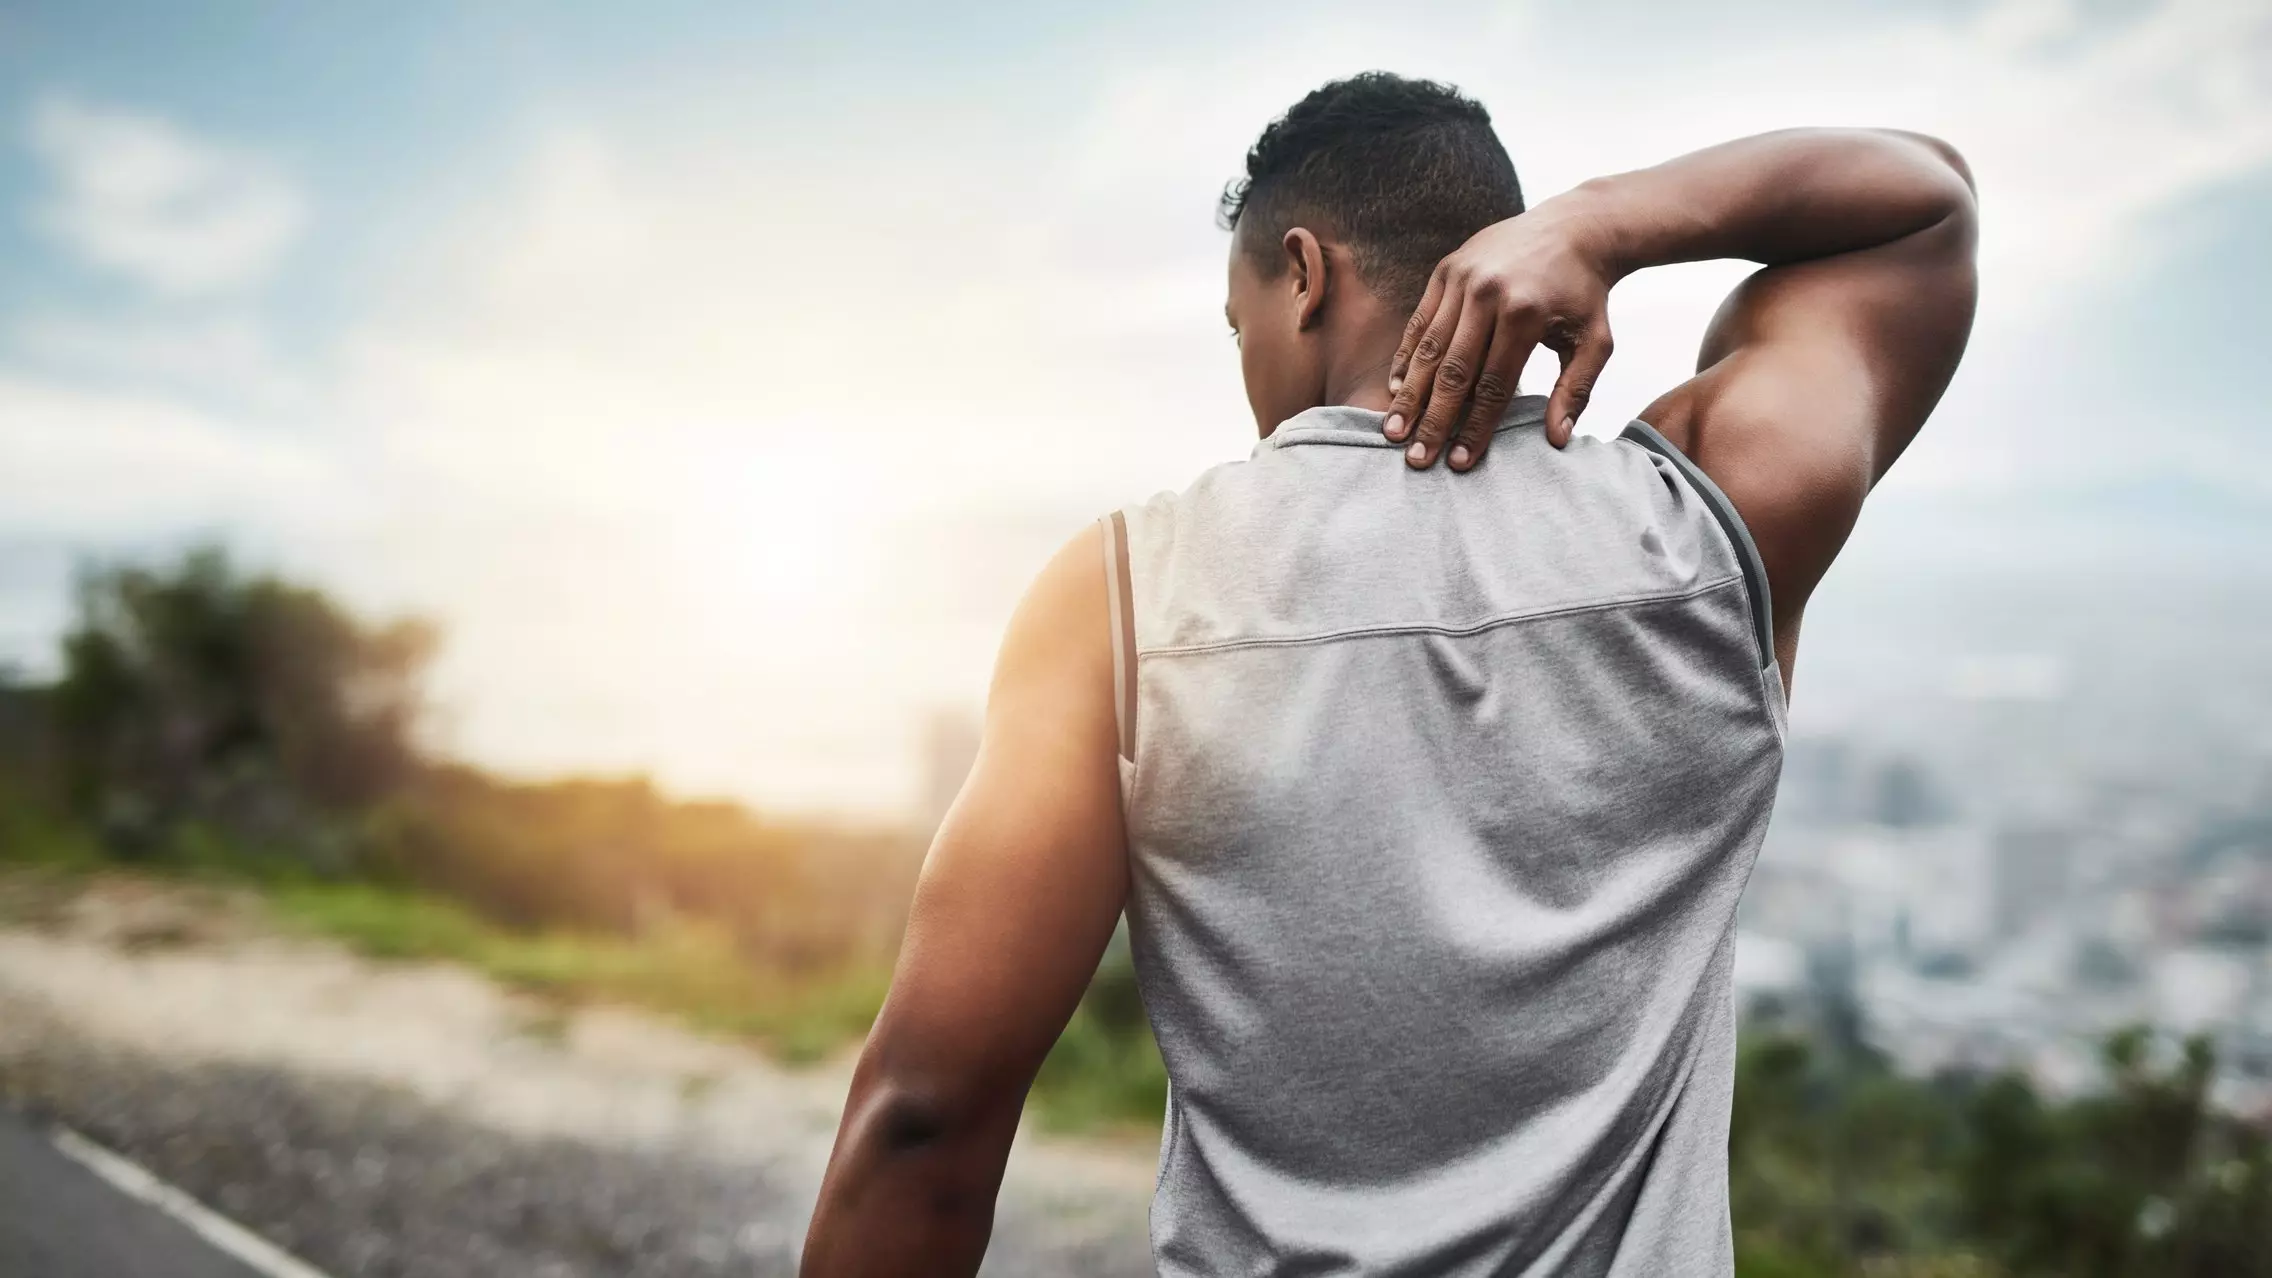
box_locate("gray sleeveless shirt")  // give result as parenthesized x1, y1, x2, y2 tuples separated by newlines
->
(1099, 396, 1786, 1277)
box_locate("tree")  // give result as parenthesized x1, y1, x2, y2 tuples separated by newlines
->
(1958, 1029, 2272, 1277)
(51, 546, 435, 853)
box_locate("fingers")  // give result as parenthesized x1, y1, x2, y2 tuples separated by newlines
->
(1447, 311, 1531, 472)
(1383, 276, 1463, 446)
(1402, 297, 1495, 468)
(1544, 322, 1614, 448)
(1388, 265, 1449, 400)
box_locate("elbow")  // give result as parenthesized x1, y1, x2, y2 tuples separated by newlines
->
(804, 1079, 1005, 1275)
(832, 1011, 1030, 1171)
(848, 1071, 1009, 1162)
(864, 1084, 968, 1155)
(833, 1080, 1008, 1220)
(1894, 130, 1976, 195)
(1886, 131, 1979, 226)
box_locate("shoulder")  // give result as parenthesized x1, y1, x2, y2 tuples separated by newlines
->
(1637, 353, 1875, 654)
(988, 523, 1116, 733)
(1003, 523, 1111, 662)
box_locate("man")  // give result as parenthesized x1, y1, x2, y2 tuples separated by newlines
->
(802, 73, 1975, 1276)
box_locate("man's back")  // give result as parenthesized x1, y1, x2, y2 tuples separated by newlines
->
(1111, 397, 1785, 1276)
(801, 106, 1974, 1278)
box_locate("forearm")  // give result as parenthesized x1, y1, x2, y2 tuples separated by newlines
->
(1557, 129, 1976, 281)
(801, 1084, 1017, 1276)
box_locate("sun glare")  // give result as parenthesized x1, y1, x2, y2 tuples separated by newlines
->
(693, 435, 878, 623)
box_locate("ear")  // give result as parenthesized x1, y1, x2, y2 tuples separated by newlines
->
(1280, 227, 1329, 332)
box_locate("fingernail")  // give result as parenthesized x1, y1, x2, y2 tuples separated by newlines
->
(1450, 444, 1470, 468)
(1559, 415, 1575, 441)
(1388, 376, 1403, 395)
(1384, 413, 1404, 440)
(1406, 440, 1427, 463)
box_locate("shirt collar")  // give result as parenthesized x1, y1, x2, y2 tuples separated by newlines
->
(1259, 394, 1550, 455)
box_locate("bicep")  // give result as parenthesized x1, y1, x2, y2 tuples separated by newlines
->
(858, 524, 1129, 1121)
(1651, 204, 1977, 639)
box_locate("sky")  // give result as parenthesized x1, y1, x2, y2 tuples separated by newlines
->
(0, 0, 2268, 816)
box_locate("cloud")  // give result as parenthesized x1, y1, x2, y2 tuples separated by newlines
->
(7, 311, 312, 414)
(171, 0, 2272, 807)
(5, 0, 2268, 811)
(25, 96, 308, 295)
(0, 373, 339, 538)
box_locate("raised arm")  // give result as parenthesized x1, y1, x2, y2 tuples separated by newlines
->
(801, 526, 1129, 1277)
(1383, 128, 1977, 672)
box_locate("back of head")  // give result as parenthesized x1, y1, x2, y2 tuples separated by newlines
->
(1221, 73, 1524, 314)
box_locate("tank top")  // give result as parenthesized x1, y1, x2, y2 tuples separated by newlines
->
(1098, 394, 1786, 1276)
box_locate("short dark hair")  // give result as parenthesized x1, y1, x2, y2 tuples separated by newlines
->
(1219, 72, 1523, 312)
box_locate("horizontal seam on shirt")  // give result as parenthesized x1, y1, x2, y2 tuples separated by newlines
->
(1140, 574, 1746, 658)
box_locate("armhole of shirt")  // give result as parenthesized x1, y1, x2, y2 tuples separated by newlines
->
(1620, 419, 1790, 737)
(1618, 420, 1776, 671)
(1100, 510, 1137, 763)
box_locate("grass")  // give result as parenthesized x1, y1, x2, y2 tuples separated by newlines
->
(268, 881, 894, 1063)
(0, 794, 105, 870)
(0, 792, 1167, 1130)
(1032, 956, 1171, 1135)
(275, 881, 1171, 1127)
(0, 798, 893, 1064)
(1034, 1001, 1172, 1136)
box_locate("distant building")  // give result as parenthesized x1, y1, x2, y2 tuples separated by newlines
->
(1994, 824, 2073, 936)
(1776, 735, 1858, 824)
(2152, 947, 2255, 1033)
(1870, 755, 1953, 828)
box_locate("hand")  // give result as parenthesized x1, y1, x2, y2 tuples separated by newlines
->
(1384, 197, 1619, 469)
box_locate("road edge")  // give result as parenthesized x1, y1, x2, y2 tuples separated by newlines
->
(49, 1126, 336, 1278)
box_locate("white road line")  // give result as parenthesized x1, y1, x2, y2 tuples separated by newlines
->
(49, 1126, 335, 1278)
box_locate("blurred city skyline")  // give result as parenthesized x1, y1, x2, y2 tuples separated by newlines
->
(1, 0, 2269, 814)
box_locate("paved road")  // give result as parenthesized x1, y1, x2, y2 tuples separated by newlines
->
(0, 1107, 271, 1278)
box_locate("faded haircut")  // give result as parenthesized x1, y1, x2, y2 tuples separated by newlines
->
(1220, 72, 1525, 312)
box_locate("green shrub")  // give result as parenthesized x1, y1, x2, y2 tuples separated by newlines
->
(1032, 957, 1168, 1132)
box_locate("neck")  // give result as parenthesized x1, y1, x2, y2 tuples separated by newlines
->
(1318, 317, 1405, 413)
